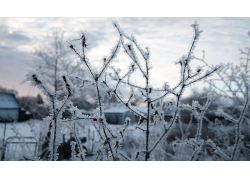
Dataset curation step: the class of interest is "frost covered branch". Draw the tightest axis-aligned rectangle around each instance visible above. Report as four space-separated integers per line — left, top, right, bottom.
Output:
26 21 250 161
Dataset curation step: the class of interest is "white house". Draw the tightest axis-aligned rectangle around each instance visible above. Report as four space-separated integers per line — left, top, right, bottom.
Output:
0 93 20 122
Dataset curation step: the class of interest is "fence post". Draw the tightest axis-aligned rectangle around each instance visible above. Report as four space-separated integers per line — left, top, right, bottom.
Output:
1 120 7 161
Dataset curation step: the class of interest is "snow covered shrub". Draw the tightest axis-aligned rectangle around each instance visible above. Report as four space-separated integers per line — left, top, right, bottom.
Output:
27 21 225 161
193 32 250 160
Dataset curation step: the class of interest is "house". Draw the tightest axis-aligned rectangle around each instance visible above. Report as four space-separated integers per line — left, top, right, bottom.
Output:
0 93 20 122
103 103 176 125
104 103 147 125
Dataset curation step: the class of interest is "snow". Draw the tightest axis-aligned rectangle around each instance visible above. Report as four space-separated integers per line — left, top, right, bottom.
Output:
104 103 129 113
0 119 100 160
0 120 42 140
0 120 43 160
104 103 147 114
0 119 100 144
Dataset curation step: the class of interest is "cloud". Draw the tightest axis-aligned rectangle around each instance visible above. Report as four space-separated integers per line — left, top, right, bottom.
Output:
0 17 249 97
0 24 31 48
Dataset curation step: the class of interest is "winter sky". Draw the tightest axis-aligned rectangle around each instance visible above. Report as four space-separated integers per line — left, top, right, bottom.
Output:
0 2 250 98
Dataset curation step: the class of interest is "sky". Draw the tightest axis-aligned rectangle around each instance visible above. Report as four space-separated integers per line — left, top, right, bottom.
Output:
1 0 250 174
0 17 249 98
0 1 250 99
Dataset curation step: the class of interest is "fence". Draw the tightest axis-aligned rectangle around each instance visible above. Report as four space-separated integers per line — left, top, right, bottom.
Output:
1 136 37 161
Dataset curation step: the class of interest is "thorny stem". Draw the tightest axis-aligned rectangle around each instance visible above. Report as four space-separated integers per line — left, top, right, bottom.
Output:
158 84 185 146
181 26 199 83
120 77 181 94
98 38 121 79
185 67 219 86
149 24 217 155
102 81 147 119
96 82 103 116
195 56 242 104
184 114 194 139
103 128 116 161
70 45 95 80
54 35 61 93
119 153 130 161
115 25 148 79
52 78 72 161
245 48 250 76
112 66 133 91
112 22 216 160
73 122 85 161
96 74 116 160
145 101 150 160
206 75 249 161
149 41 204 154
71 35 120 159
206 140 231 160
145 55 150 161
189 98 211 161
51 111 57 161
31 22 227 161
120 79 145 90
32 74 74 161
111 23 152 160
32 74 55 160
231 75 249 160
149 46 194 154
195 98 211 142
151 81 183 103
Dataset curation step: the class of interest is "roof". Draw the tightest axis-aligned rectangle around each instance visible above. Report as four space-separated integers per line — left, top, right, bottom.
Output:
104 103 147 114
133 106 147 114
104 104 129 113
103 103 173 115
0 93 20 109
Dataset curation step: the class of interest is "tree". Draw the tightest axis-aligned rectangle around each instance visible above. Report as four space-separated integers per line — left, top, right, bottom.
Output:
33 29 95 113
130 94 144 106
33 29 83 93
17 94 49 119
0 85 18 96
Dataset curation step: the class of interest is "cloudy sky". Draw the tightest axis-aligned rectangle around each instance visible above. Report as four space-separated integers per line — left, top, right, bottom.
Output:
0 17 249 97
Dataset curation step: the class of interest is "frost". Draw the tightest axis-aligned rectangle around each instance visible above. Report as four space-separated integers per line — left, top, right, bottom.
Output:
21 21 250 161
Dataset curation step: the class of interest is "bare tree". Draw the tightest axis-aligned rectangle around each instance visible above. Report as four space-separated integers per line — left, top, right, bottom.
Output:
0 85 18 96
33 29 82 93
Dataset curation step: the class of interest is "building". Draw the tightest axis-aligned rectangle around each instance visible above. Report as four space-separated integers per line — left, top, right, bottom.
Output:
0 93 20 122
104 103 147 125
104 103 175 125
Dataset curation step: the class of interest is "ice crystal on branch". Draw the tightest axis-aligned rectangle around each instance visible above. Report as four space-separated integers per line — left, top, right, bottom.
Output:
28 21 250 161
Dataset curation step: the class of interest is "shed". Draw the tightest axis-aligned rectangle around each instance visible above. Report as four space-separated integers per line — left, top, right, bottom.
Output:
104 104 147 125
0 93 20 122
104 105 131 124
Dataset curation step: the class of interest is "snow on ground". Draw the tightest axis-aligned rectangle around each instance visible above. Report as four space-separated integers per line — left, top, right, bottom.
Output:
0 119 99 143
0 120 43 140
0 119 146 160
0 120 44 160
